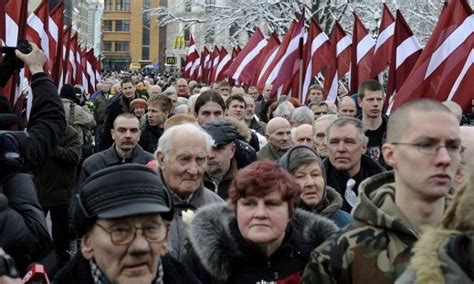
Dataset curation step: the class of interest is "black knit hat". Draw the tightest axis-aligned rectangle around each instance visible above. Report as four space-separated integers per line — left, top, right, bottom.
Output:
59 84 77 102
73 164 173 236
202 120 237 148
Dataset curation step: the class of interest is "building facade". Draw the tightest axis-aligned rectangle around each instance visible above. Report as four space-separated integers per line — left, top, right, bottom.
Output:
102 0 162 71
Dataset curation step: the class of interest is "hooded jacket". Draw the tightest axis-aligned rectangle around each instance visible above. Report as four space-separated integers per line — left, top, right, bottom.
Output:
186 203 338 284
302 171 419 284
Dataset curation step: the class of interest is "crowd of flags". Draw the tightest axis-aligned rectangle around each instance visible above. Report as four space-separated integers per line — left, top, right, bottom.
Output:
1 0 101 110
183 0 473 113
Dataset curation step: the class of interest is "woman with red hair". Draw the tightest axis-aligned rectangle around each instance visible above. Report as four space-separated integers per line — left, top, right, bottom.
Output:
185 160 337 283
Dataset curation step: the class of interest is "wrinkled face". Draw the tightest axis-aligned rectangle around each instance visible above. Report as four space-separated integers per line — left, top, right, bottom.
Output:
313 120 333 157
327 124 366 176
359 90 383 119
148 86 161 97
294 162 325 208
207 143 235 178
226 99 246 120
244 97 255 120
133 106 146 118
147 105 168 127
157 132 208 197
111 117 141 153
268 122 292 153
311 105 328 120
385 111 461 200
236 191 289 249
308 89 324 103
218 86 230 101
338 101 356 117
176 80 189 96
293 126 314 148
122 82 136 99
81 215 168 284
196 102 224 126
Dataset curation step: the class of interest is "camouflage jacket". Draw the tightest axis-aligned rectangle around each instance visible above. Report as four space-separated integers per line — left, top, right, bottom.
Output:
302 171 419 284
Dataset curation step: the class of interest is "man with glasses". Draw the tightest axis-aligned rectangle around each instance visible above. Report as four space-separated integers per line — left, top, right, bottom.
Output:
56 164 199 283
303 99 463 283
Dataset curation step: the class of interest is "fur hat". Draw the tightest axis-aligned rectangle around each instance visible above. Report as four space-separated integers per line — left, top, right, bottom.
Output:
130 98 147 110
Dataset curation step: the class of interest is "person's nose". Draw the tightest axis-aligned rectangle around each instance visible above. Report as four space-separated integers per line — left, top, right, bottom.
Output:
434 146 453 168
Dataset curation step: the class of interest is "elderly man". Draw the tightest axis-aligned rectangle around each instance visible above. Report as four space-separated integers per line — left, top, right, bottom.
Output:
323 117 385 212
291 106 314 127
312 114 337 158
176 78 189 98
309 101 329 120
80 113 154 184
243 94 266 136
147 84 162 98
291 124 314 148
155 124 224 259
303 99 463 283
202 120 239 199
257 117 292 161
338 96 357 117
56 164 198 283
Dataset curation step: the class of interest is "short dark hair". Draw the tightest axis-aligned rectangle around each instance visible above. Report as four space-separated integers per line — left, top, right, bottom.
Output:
121 77 133 87
358 79 383 100
225 94 247 110
194 90 225 114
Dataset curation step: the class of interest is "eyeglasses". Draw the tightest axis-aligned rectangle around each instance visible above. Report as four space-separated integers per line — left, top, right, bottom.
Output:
391 142 465 157
95 222 169 246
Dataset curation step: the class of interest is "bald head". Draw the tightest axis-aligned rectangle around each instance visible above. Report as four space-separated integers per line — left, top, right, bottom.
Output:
291 124 314 148
267 117 291 135
387 99 454 143
266 117 292 154
338 97 357 117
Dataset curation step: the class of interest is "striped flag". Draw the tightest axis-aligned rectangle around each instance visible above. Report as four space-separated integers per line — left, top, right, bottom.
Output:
371 3 395 79
350 13 375 94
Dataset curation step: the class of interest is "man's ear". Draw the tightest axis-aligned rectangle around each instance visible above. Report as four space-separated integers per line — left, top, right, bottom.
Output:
230 142 236 156
382 143 396 168
111 129 116 141
81 233 94 260
156 150 166 169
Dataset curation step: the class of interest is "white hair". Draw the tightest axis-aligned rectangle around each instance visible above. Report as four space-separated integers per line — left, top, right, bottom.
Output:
157 123 214 155
275 101 295 118
291 106 314 123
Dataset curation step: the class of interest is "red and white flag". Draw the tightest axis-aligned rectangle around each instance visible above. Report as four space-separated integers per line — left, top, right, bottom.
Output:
214 48 232 82
385 10 422 114
190 53 201 81
48 1 64 86
391 0 474 111
323 21 352 102
26 0 50 74
350 13 375 94
59 25 72 90
266 13 305 99
251 32 280 88
371 3 395 79
224 27 267 85
208 46 221 84
301 18 330 104
183 35 198 79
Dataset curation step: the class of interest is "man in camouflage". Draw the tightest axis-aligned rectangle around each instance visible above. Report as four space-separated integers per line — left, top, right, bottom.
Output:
302 99 463 283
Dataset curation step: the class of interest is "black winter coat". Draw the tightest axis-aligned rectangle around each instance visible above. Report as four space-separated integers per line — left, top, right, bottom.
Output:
54 252 199 284
138 121 163 153
98 94 133 151
185 204 338 284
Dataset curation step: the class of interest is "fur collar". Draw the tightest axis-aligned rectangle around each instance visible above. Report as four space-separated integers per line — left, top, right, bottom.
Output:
188 203 337 281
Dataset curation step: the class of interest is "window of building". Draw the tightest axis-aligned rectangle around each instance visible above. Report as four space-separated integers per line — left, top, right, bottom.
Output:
184 27 190 41
115 20 130 32
116 0 130 11
115 41 129 52
103 20 113 31
104 0 113 11
142 46 150 61
102 41 112 51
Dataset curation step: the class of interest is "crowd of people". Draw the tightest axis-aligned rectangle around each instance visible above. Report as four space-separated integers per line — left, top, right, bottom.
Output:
0 42 473 283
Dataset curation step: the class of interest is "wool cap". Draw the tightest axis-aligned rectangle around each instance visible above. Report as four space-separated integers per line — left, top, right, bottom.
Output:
130 98 147 110
202 120 237 148
73 164 173 236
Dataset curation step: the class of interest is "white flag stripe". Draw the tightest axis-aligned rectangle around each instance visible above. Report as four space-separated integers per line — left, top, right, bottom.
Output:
356 34 375 64
447 48 474 101
326 72 339 103
302 33 329 101
266 34 301 84
425 14 474 79
28 14 49 55
336 35 351 56
215 54 231 80
49 18 58 42
311 33 329 55
396 35 422 69
257 46 280 83
232 38 267 80
374 22 395 52
87 61 96 90
6 15 19 46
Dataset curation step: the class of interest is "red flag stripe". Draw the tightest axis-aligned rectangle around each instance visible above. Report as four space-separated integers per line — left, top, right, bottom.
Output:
231 38 266 81
447 48 474 101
